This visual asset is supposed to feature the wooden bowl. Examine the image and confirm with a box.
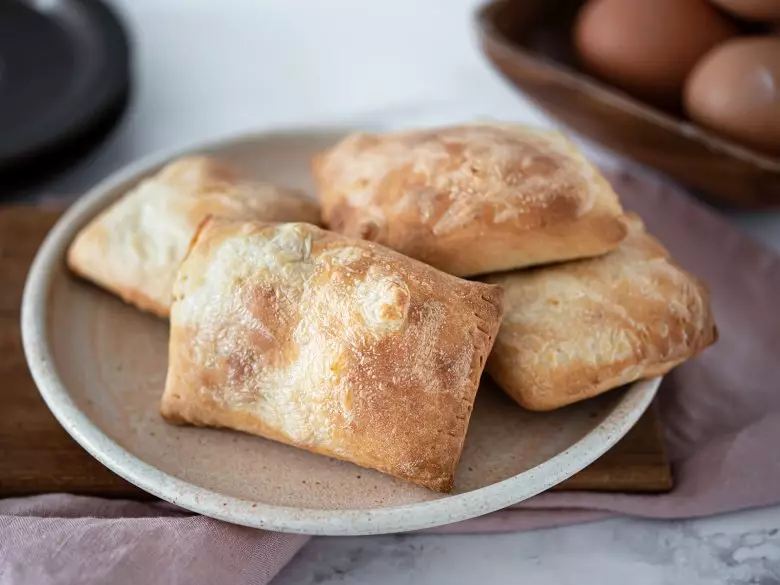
[476,0,780,208]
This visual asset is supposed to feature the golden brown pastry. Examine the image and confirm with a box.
[67,156,320,317]
[312,123,627,276]
[484,214,717,411]
[160,218,503,492]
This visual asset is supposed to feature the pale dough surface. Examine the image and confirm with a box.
[484,214,717,411]
[67,156,321,317]
[161,218,503,491]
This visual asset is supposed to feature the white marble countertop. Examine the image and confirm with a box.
[274,507,780,584]
[35,0,780,582]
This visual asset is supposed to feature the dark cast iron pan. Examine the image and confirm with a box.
[0,0,131,192]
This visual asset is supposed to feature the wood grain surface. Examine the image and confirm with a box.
[0,205,672,499]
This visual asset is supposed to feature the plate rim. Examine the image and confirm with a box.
[21,124,660,535]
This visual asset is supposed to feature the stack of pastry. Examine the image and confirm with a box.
[67,123,716,493]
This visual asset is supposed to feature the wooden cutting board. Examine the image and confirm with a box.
[0,205,673,498]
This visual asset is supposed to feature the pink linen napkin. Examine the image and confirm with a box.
[435,169,780,533]
[3,170,780,584]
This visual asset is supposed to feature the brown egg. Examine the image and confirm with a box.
[574,0,738,106]
[710,0,780,21]
[684,37,780,154]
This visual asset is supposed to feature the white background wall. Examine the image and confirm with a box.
[54,0,545,193]
[43,0,780,251]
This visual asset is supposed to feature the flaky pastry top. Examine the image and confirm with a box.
[163,218,503,490]
[67,156,320,316]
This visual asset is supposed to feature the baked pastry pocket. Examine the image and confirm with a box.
[161,218,503,492]
[484,214,717,411]
[67,156,320,317]
[313,123,627,276]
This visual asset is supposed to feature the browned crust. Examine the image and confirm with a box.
[161,219,503,491]
[484,214,717,411]
[312,124,627,276]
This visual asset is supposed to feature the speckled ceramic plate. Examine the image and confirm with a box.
[21,125,660,535]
